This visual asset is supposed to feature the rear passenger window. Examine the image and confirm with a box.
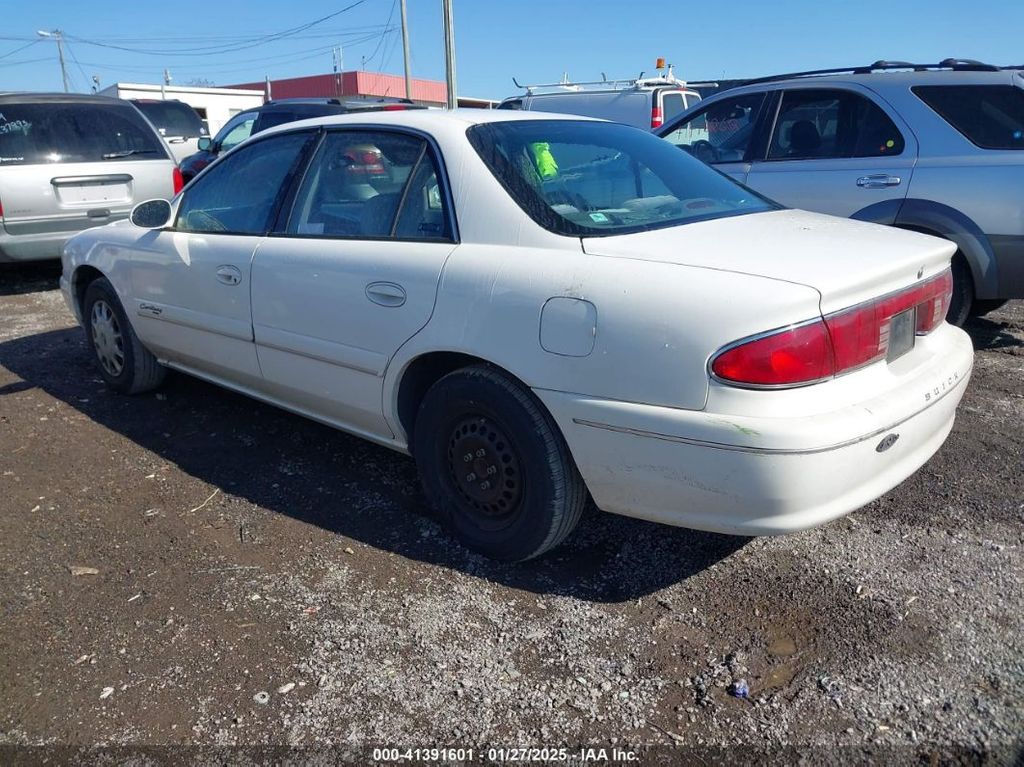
[913,85,1024,150]
[287,131,451,241]
[661,92,686,123]
[768,89,904,160]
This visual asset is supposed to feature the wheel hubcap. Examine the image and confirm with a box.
[90,300,125,377]
[447,416,522,519]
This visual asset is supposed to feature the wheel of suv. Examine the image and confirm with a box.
[946,256,974,327]
[413,365,587,561]
[83,277,166,394]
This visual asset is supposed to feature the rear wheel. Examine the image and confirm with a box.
[946,256,974,327]
[413,365,587,561]
[83,277,166,394]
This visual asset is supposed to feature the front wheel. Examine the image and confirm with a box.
[83,277,166,394]
[413,365,587,561]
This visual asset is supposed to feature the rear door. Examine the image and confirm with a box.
[659,91,769,184]
[744,85,918,221]
[0,99,175,239]
[250,128,458,438]
[128,129,317,386]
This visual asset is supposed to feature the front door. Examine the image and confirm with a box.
[128,130,316,387]
[743,86,917,221]
[250,129,457,439]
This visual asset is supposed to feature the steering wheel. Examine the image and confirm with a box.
[690,140,720,164]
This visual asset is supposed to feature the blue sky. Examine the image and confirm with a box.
[1,0,1020,100]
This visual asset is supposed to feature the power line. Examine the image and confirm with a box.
[0,39,39,60]
[65,0,371,57]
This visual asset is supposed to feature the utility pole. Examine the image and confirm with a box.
[400,0,412,100]
[441,0,457,109]
[37,29,70,93]
[162,68,172,100]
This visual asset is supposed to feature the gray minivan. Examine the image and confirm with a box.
[0,93,181,263]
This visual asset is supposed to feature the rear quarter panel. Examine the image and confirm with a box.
[384,242,824,435]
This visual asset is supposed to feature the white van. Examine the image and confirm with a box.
[498,69,705,131]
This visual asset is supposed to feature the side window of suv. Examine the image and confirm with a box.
[662,93,766,164]
[768,89,905,160]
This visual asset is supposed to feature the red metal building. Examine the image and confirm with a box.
[229,70,449,106]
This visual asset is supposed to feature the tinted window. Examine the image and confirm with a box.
[287,131,450,240]
[176,131,312,235]
[913,85,1024,150]
[661,93,766,163]
[0,101,166,166]
[768,89,904,160]
[468,119,776,238]
[133,100,205,138]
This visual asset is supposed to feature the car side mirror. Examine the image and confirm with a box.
[130,199,173,229]
[197,136,212,152]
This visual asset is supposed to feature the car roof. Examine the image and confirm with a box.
[257,107,603,138]
[0,92,134,105]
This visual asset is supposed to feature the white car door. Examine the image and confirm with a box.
[743,86,917,221]
[660,91,769,184]
[250,129,457,439]
[129,130,316,387]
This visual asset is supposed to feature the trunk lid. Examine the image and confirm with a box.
[581,209,956,314]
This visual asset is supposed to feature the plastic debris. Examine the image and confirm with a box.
[253,691,270,705]
[728,679,750,698]
[69,566,99,576]
[276,682,296,695]
[99,686,114,700]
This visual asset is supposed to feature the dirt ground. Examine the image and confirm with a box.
[0,262,1021,764]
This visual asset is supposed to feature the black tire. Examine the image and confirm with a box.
[413,365,587,562]
[82,277,166,394]
[946,256,974,327]
[969,299,1009,318]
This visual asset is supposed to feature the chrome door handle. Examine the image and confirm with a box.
[215,265,242,286]
[856,174,901,188]
[365,281,407,307]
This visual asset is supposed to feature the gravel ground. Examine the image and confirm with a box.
[0,262,1021,764]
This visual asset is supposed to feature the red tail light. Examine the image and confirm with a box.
[711,268,954,388]
[172,166,184,195]
[382,104,410,111]
[651,104,664,129]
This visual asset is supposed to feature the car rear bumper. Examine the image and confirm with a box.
[0,228,73,263]
[536,325,974,536]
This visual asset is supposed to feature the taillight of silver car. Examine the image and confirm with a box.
[711,268,954,388]
[173,167,184,195]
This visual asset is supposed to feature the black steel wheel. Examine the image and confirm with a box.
[414,365,587,561]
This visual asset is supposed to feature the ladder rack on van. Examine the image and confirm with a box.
[512,67,717,95]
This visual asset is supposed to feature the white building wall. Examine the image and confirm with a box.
[99,82,265,135]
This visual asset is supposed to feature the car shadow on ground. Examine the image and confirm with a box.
[964,314,1023,352]
[0,261,62,297]
[0,327,747,603]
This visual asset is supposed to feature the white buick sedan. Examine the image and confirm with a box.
[61,110,974,561]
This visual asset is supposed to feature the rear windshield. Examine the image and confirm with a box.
[913,85,1024,150]
[0,101,168,166]
[467,119,777,237]
[133,100,205,138]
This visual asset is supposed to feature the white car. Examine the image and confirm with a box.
[60,110,974,561]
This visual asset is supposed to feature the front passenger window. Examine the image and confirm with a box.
[662,92,766,164]
[176,131,312,234]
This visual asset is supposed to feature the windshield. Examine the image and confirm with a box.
[133,100,205,138]
[0,101,168,165]
[467,119,777,237]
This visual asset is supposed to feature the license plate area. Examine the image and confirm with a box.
[886,308,916,362]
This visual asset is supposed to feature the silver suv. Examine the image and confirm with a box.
[1,93,181,263]
[658,60,1024,323]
